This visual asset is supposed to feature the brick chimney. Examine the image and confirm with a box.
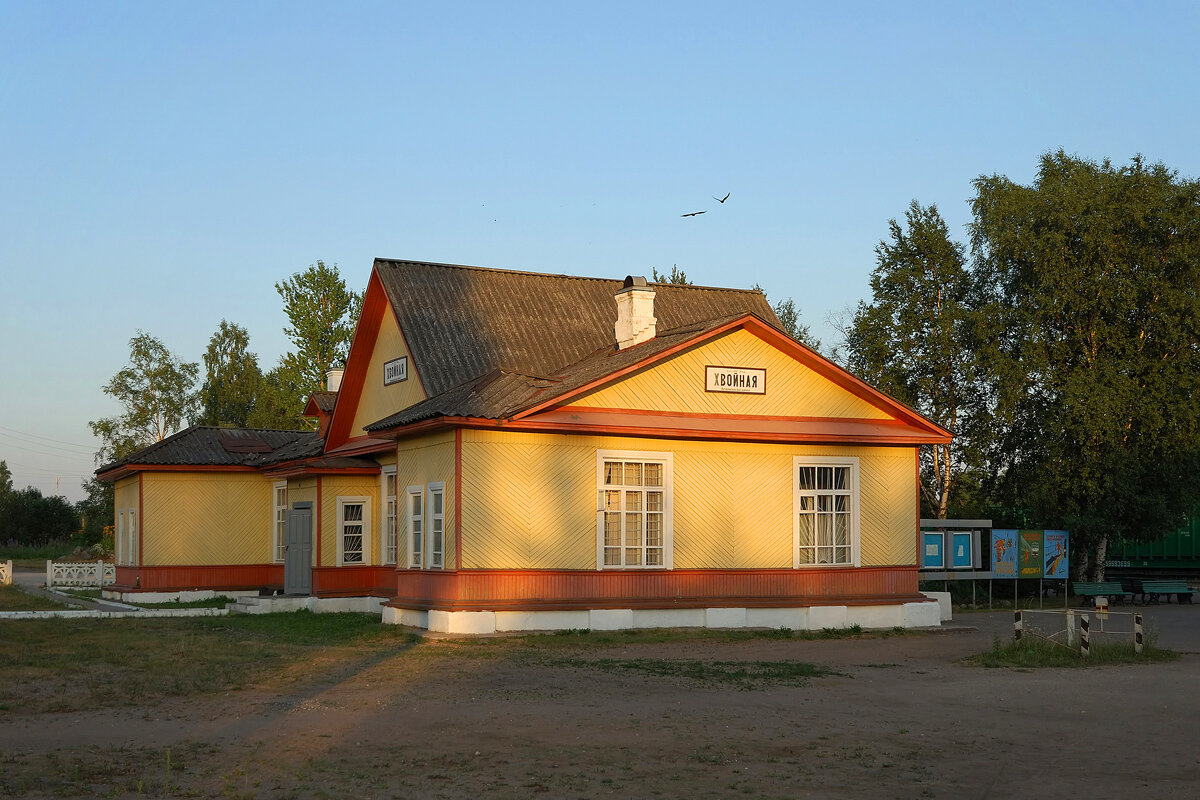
[614,275,657,349]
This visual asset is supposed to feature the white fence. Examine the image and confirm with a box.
[46,560,116,588]
[0,560,11,586]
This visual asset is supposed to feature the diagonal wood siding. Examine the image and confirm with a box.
[565,328,892,420]
[141,473,274,565]
[394,432,456,568]
[461,430,916,570]
[320,475,383,566]
[350,306,427,438]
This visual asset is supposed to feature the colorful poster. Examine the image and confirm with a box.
[992,529,1017,577]
[1019,530,1043,577]
[1043,530,1069,578]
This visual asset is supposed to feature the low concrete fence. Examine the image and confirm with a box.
[46,560,116,588]
[0,560,11,586]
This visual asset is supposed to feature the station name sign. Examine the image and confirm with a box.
[705,366,766,394]
[384,356,408,385]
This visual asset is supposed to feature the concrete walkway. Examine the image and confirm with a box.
[3,567,228,619]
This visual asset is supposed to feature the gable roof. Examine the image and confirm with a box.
[373,259,781,398]
[366,313,954,445]
[96,426,320,479]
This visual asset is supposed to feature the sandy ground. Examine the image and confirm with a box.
[1,591,1198,799]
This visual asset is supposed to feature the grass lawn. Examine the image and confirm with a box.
[0,584,71,612]
[967,634,1178,667]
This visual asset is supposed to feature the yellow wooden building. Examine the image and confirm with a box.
[99,259,951,631]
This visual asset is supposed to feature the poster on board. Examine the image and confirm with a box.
[1019,530,1044,577]
[1043,530,1070,578]
[992,529,1017,577]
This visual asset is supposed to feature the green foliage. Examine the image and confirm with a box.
[971,152,1200,577]
[0,459,11,496]
[75,477,114,547]
[89,332,199,464]
[968,634,1177,668]
[652,264,692,284]
[199,320,263,428]
[274,261,362,413]
[244,365,309,430]
[0,486,80,546]
[752,283,821,349]
[845,201,983,518]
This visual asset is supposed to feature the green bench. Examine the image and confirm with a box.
[1072,581,1133,605]
[1141,580,1196,604]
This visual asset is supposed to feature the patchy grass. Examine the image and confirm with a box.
[0,542,74,567]
[0,584,72,611]
[450,623,880,653]
[562,656,839,688]
[967,635,1179,668]
[127,595,236,609]
[0,611,420,713]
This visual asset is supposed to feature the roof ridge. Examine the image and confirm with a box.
[374,258,767,294]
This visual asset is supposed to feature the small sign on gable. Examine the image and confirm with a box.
[384,356,408,385]
[705,366,765,394]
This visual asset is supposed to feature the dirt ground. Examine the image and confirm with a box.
[1,605,1199,799]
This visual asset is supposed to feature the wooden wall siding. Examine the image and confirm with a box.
[461,430,917,570]
[394,432,456,568]
[111,564,281,592]
[312,566,394,597]
[350,307,426,438]
[389,566,921,611]
[319,476,382,567]
[141,473,273,566]
[461,437,596,570]
[565,328,892,420]
[114,477,139,561]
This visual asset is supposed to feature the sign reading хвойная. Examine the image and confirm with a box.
[705,366,765,394]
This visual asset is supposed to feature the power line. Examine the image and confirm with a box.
[0,424,98,450]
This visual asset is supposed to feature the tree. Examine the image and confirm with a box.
[76,477,113,548]
[89,332,199,464]
[245,365,308,430]
[652,264,692,284]
[0,486,80,545]
[971,152,1200,579]
[752,284,820,349]
[844,201,982,518]
[199,320,263,427]
[0,459,11,497]
[275,261,362,410]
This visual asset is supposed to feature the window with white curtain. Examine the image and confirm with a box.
[794,458,859,567]
[597,450,673,569]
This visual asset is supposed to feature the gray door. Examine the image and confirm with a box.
[284,502,313,596]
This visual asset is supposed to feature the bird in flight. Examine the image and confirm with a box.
[713,192,730,203]
[681,210,707,217]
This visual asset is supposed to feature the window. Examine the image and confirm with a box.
[337,497,371,566]
[127,509,137,567]
[117,510,125,566]
[794,458,859,567]
[428,483,445,569]
[597,451,673,569]
[273,482,287,563]
[407,487,424,568]
[382,468,398,565]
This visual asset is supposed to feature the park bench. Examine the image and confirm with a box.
[1121,578,1147,603]
[1140,580,1196,605]
[1071,581,1132,605]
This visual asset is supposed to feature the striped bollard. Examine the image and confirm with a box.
[1134,613,1144,655]
[1013,610,1023,641]
[1066,608,1076,648]
[1080,613,1090,657]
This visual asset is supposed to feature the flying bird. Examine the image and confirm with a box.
[681,210,707,217]
[713,192,730,203]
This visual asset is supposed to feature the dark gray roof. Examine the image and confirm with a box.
[309,391,338,413]
[374,259,780,398]
[365,314,749,430]
[98,427,320,474]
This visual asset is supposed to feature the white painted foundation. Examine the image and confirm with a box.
[383,600,942,634]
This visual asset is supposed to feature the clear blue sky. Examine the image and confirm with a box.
[2,1,1198,501]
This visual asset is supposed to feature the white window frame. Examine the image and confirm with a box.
[117,510,125,566]
[127,508,137,567]
[427,482,445,569]
[793,456,860,568]
[407,486,424,568]
[596,450,673,570]
[272,481,287,563]
[336,496,371,567]
[381,467,398,565]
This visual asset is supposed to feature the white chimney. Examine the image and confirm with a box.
[614,275,657,350]
[326,368,344,392]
